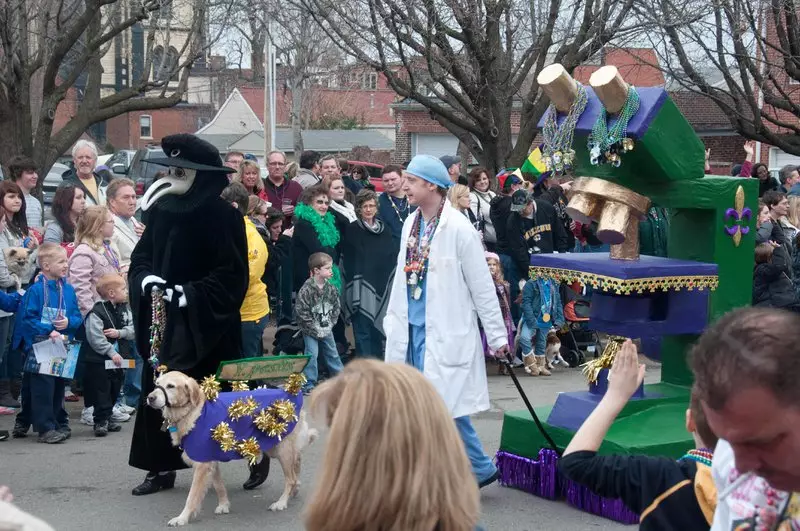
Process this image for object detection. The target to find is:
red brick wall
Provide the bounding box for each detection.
[106,105,215,151]
[703,135,748,175]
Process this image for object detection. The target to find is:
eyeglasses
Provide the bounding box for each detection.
[268,162,285,167]
[314,199,329,205]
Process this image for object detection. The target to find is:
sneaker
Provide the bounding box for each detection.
[38,430,67,444]
[107,422,122,433]
[80,407,94,425]
[94,422,108,437]
[0,406,15,415]
[12,423,29,438]
[115,403,136,416]
[111,409,131,423]
[58,426,72,440]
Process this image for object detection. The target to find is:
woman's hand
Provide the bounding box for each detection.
[283,226,295,238]
[744,140,756,162]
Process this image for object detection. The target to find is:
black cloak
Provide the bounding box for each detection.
[128,196,248,473]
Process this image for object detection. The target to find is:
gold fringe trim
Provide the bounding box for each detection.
[529,266,718,295]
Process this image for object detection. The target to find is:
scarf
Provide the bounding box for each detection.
[329,200,357,223]
[294,203,342,289]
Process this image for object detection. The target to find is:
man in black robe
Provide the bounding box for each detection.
[127,134,251,495]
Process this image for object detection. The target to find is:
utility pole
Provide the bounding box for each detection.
[263,16,272,163]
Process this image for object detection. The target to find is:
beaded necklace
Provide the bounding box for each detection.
[587,86,640,167]
[388,194,410,222]
[404,199,445,301]
[542,83,588,175]
[681,448,713,467]
[41,276,65,320]
[148,288,167,377]
[103,241,121,272]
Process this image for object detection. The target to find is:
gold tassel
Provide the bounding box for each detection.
[283,373,306,395]
[581,336,628,385]
[236,437,262,466]
[199,376,221,402]
[231,381,250,392]
[210,421,236,452]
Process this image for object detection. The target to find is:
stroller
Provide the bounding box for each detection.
[558,281,602,368]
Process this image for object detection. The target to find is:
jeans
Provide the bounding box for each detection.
[123,343,143,407]
[352,313,384,359]
[241,314,269,358]
[406,324,426,370]
[0,315,12,379]
[455,416,498,483]
[84,363,123,425]
[15,371,31,428]
[518,322,547,356]
[30,373,68,434]
[302,332,343,388]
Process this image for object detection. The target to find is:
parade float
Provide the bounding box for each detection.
[495,64,757,523]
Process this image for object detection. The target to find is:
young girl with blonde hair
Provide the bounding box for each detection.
[69,205,121,316]
[305,359,482,531]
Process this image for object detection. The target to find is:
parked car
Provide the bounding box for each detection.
[348,160,385,192]
[125,147,168,196]
[41,162,72,206]
[107,150,137,179]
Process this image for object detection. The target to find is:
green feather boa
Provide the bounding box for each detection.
[294,203,342,290]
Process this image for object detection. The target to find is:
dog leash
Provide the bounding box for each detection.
[500,353,562,455]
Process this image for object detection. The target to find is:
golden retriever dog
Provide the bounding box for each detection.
[147,371,317,527]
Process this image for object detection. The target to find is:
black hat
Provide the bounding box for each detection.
[440,155,461,169]
[510,189,534,212]
[145,134,235,173]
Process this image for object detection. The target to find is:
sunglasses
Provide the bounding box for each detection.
[315,199,329,205]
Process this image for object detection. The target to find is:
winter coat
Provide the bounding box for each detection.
[536,185,576,251]
[505,200,570,280]
[521,278,565,330]
[79,300,134,363]
[291,205,341,292]
[753,245,798,309]
[13,277,82,351]
[295,277,340,339]
[490,194,513,251]
[67,242,121,316]
[469,190,497,244]
[60,169,106,205]
[383,201,508,419]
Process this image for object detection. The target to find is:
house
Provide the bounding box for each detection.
[752,4,800,175]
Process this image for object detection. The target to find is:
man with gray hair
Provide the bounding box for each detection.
[690,307,800,527]
[61,139,105,205]
[779,164,800,196]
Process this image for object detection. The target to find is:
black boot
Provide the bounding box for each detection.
[131,471,176,496]
[242,456,270,490]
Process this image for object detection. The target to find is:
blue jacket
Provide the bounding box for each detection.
[0,290,21,314]
[377,193,415,245]
[13,277,82,351]
[521,278,564,329]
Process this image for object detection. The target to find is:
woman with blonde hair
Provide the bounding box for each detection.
[233,160,268,200]
[448,184,479,232]
[306,359,482,531]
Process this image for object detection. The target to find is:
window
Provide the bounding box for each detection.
[152,45,179,83]
[362,72,377,90]
[140,115,152,138]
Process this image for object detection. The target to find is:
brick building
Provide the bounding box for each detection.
[392,48,744,172]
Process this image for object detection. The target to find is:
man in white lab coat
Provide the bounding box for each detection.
[384,154,511,488]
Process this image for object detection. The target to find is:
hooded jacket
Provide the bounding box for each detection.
[506,199,569,279]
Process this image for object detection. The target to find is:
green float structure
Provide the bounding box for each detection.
[495,78,757,523]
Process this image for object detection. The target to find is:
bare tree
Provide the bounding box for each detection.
[640,0,800,156]
[299,0,645,172]
[0,0,232,188]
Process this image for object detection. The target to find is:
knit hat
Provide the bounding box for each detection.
[405,155,452,189]
[485,251,500,262]
[510,189,534,212]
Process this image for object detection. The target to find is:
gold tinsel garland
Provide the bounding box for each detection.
[231,381,250,392]
[270,399,298,423]
[210,421,237,452]
[283,373,306,395]
[581,336,628,385]
[253,408,290,440]
[199,376,222,402]
[528,267,718,295]
[236,437,262,465]
[228,396,259,420]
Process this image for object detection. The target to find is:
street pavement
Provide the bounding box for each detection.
[0,359,661,530]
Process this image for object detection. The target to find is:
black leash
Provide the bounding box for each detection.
[500,354,562,455]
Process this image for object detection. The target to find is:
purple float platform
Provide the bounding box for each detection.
[529,253,718,338]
